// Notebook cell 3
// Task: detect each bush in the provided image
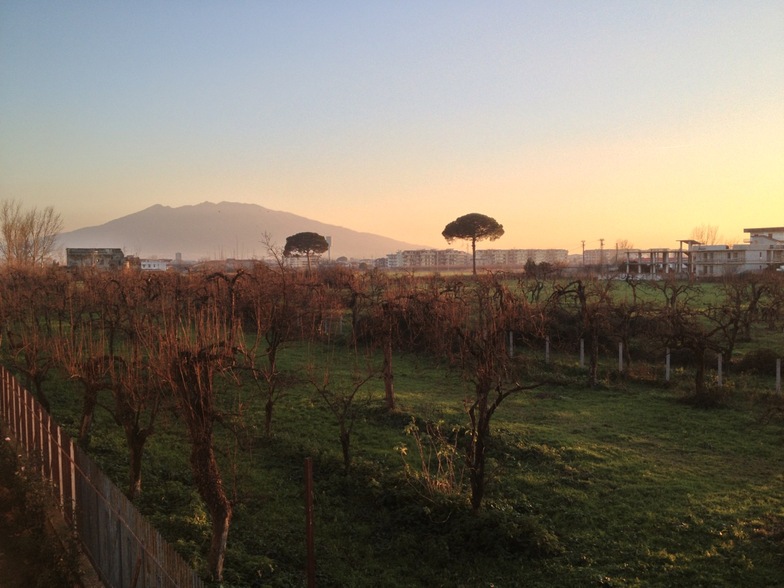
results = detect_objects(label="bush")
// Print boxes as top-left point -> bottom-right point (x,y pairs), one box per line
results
449,503 -> 563,558
736,348 -> 781,375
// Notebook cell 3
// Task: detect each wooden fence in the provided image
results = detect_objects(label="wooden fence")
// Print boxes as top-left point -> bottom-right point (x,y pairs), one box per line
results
0,366 -> 204,588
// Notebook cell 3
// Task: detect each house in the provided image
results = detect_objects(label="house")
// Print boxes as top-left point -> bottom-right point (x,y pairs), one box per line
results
140,259 -> 171,271
66,248 -> 125,270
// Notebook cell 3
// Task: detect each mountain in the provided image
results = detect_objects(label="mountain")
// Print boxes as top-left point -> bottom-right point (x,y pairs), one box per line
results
56,202 -> 428,261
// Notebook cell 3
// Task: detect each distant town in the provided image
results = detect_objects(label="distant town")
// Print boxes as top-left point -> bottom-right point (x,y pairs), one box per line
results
66,225 -> 784,277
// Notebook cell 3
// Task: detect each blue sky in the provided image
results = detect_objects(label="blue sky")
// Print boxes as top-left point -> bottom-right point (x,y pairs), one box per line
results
1,1 -> 782,253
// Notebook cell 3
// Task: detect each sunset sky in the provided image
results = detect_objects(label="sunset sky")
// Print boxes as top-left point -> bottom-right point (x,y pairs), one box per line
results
1,2 -> 782,254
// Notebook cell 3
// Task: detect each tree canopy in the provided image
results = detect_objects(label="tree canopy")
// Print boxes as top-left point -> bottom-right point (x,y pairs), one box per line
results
283,232 -> 330,273
442,213 -> 504,275
0,199 -> 63,266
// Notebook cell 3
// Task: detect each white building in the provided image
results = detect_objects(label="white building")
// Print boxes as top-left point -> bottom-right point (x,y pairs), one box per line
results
140,259 -> 171,271
690,227 -> 784,276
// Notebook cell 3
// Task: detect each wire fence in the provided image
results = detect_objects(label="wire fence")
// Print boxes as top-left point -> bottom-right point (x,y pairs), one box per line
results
0,365 -> 204,588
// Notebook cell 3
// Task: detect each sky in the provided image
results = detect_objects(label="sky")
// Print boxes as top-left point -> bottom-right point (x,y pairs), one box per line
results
1,1 -> 782,254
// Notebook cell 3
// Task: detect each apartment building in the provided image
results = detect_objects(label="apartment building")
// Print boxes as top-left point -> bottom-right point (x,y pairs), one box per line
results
384,248 -> 470,269
476,248 -> 568,266
381,248 -> 567,270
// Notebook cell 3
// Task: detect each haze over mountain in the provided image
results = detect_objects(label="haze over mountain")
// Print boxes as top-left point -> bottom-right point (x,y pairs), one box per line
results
56,202 -> 429,261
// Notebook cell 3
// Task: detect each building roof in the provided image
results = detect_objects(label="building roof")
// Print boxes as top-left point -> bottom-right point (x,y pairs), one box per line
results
744,227 -> 784,233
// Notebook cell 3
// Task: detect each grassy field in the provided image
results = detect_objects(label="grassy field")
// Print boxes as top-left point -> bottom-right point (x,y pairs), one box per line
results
44,339 -> 784,587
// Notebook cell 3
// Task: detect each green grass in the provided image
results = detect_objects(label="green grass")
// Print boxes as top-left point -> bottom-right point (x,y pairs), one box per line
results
40,342 -> 784,587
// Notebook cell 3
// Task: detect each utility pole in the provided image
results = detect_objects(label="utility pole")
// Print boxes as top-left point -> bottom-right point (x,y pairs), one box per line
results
599,238 -> 605,274
581,240 -> 585,266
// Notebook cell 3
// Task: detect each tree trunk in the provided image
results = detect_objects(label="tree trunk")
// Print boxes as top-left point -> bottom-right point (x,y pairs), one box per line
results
31,377 -> 51,413
190,439 -> 232,582
339,428 -> 351,474
126,428 -> 146,500
383,338 -> 395,411
693,346 -> 709,406
79,387 -> 98,447
264,347 -> 279,437
469,383 -> 490,512
588,331 -> 599,387
469,425 -> 488,512
208,505 -> 231,582
264,397 -> 274,437
622,336 -> 632,370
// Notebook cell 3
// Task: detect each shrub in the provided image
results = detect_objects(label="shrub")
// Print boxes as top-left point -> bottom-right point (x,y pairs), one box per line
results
449,503 -> 563,558
736,348 -> 781,375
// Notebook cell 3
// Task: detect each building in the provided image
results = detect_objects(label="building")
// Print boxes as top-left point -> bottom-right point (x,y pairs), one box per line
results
66,248 -> 125,270
385,249 -> 471,269
382,248 -> 567,270
476,248 -> 568,267
140,259 -> 171,271
620,243 -> 695,277
689,227 -> 784,276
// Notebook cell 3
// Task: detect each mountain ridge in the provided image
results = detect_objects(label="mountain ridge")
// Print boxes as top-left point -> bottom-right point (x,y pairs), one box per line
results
57,201 -> 429,261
